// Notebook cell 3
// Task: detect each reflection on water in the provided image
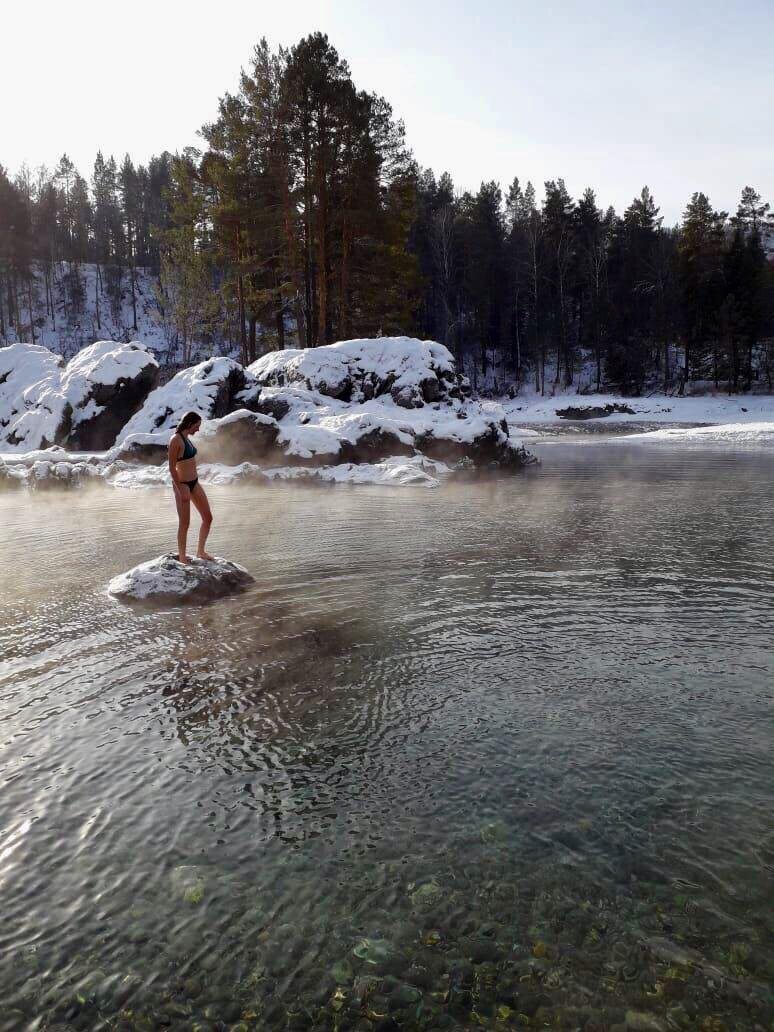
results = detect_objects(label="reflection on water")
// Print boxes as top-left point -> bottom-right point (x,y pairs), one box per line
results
0,443 -> 772,1031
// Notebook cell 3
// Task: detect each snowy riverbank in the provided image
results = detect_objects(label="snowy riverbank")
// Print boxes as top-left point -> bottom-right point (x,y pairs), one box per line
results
2,337 -> 773,491
500,389 -> 774,428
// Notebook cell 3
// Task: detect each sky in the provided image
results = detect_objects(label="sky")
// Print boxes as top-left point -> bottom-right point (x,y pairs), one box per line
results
4,0 -> 773,224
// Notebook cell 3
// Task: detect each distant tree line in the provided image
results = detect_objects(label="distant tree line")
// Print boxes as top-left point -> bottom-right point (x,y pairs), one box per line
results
2,32 -> 773,392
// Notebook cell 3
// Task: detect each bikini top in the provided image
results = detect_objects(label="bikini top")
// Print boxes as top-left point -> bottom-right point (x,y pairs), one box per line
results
177,433 -> 197,460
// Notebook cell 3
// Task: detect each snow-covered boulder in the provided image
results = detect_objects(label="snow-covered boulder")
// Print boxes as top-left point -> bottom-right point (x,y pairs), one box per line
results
0,340 -> 158,451
120,357 -> 259,438
60,341 -> 159,450
248,337 -> 468,407
3,337 -> 536,480
110,432 -> 170,465
198,409 -> 282,465
108,554 -> 254,603
416,415 -> 531,468
0,344 -> 65,451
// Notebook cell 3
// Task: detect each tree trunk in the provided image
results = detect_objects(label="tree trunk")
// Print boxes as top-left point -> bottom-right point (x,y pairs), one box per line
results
339,218 -> 351,341
275,302 -> 285,351
302,133 -> 316,345
713,338 -> 718,389
235,225 -> 247,364
316,160 -> 329,346
513,286 -> 521,378
248,315 -> 257,363
0,270 -> 6,337
50,266 -> 56,331
128,225 -> 138,331
95,263 -> 101,330
294,297 -> 306,348
27,277 -> 36,344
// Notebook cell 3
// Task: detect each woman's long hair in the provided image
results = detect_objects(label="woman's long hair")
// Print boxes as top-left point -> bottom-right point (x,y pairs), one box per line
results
176,411 -> 202,434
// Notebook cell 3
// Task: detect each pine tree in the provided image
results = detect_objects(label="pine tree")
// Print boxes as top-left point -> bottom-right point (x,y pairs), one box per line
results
542,179 -> 575,385
121,155 -> 140,331
155,152 -> 218,364
679,192 -> 727,386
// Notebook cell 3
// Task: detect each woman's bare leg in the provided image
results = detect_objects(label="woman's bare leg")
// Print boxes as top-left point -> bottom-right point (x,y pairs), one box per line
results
175,492 -> 192,563
191,484 -> 214,559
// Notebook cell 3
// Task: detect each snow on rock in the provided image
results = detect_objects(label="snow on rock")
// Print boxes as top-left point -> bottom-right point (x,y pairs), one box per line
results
0,340 -> 158,452
3,337 -> 537,482
107,455 -> 446,490
0,343 -> 66,451
197,409 -> 282,465
110,338 -> 532,470
0,452 -> 105,489
0,343 -> 64,423
58,340 -> 158,450
108,554 -> 254,603
248,336 -> 467,408
121,357 -> 258,437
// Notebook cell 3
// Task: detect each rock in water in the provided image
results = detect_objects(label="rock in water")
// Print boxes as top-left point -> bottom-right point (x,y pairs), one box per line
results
108,554 -> 254,603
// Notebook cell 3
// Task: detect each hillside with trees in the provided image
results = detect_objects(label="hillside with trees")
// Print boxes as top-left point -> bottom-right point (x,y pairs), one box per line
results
2,33 -> 773,394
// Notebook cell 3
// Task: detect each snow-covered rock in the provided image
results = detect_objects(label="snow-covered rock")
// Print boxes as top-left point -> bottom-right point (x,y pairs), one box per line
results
0,340 -> 158,451
107,455 -> 447,489
108,554 -> 254,603
121,357 -> 258,437
248,336 -> 468,407
2,337 -> 537,484
0,343 -> 64,451
198,409 -> 282,465
113,343 -> 533,472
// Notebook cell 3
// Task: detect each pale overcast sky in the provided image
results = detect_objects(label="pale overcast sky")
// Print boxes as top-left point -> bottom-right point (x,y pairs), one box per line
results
4,0 -> 773,223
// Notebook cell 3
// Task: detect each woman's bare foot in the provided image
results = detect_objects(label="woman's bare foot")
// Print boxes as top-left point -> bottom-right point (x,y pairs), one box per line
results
197,550 -> 214,561
178,554 -> 193,564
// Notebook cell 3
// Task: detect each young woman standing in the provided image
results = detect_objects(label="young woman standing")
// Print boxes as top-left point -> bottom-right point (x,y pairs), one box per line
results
168,411 -> 214,563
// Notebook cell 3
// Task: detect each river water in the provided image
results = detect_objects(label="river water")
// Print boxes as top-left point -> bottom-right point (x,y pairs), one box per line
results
1,442 -> 772,1031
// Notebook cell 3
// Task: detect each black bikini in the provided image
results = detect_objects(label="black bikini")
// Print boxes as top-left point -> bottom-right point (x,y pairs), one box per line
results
177,433 -> 198,491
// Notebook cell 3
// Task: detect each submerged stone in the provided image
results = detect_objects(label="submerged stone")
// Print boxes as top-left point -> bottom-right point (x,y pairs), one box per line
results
353,938 -> 395,965
108,554 -> 254,603
409,880 -> 444,909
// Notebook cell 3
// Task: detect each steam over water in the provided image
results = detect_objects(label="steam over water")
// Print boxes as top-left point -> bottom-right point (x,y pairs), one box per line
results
1,442 -> 773,1030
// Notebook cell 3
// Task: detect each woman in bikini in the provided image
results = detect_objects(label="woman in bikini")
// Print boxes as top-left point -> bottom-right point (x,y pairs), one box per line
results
168,411 -> 214,564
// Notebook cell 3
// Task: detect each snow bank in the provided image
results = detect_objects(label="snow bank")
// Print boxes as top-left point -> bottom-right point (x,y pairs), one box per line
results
121,357 -> 257,437
108,554 -> 254,603
623,422 -> 774,444
500,390 -> 774,428
0,340 -> 157,452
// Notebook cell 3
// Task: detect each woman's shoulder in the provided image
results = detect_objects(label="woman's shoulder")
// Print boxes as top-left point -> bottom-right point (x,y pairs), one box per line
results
169,431 -> 182,448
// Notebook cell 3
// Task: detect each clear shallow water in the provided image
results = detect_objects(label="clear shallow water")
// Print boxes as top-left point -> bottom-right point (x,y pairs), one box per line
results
1,443 -> 772,1032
